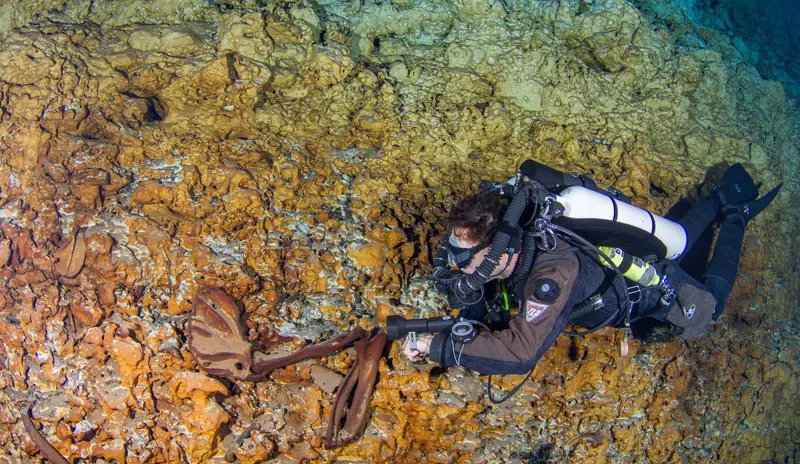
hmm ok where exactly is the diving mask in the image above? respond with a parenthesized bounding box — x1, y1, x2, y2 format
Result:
(444, 234, 488, 269)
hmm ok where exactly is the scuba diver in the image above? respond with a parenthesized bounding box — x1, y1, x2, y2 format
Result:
(393, 161, 781, 401)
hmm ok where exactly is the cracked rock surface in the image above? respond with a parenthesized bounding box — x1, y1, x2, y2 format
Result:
(0, 0, 798, 462)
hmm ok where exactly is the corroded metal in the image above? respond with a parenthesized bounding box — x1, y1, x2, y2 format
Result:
(21, 406, 69, 464)
(187, 286, 387, 448)
(188, 287, 255, 381)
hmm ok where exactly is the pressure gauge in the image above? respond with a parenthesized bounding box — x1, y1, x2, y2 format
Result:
(451, 320, 476, 344)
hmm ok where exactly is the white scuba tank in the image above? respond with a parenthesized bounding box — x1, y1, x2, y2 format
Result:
(555, 186, 688, 260)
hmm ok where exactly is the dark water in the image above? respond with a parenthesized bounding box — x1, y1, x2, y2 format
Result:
(713, 0, 800, 99)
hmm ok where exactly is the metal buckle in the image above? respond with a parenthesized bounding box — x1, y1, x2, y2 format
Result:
(535, 228, 558, 251)
(627, 285, 642, 304)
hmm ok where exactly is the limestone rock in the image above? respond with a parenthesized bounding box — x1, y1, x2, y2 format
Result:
(0, 0, 797, 462)
(217, 12, 274, 64)
(349, 243, 388, 268)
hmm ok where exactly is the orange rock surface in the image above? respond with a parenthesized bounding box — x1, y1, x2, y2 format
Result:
(0, 1, 798, 463)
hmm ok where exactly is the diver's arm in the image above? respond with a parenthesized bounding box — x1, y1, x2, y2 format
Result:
(429, 242, 579, 375)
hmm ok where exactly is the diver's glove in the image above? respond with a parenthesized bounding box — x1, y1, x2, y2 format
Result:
(402, 334, 433, 361)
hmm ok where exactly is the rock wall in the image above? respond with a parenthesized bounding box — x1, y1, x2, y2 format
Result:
(632, 0, 800, 101)
(0, 0, 797, 462)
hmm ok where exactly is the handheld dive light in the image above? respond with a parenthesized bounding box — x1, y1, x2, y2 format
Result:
(385, 315, 456, 341)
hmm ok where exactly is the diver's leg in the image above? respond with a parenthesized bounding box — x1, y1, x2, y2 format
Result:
(678, 196, 719, 251)
(702, 182, 782, 320)
(680, 163, 759, 251)
(703, 221, 745, 320)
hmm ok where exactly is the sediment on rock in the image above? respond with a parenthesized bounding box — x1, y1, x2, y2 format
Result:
(0, 0, 797, 462)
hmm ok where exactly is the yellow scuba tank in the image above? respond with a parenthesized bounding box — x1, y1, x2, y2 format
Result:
(598, 246, 661, 287)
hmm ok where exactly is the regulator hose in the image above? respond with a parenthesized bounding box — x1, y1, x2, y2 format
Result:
(549, 223, 632, 336)
(511, 229, 538, 307)
(433, 182, 538, 300)
(432, 243, 455, 294)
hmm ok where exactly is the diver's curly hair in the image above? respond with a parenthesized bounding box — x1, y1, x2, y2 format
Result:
(445, 192, 508, 244)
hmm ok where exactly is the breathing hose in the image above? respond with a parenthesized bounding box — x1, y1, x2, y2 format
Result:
(511, 222, 539, 309)
(431, 182, 539, 300)
(431, 244, 455, 293)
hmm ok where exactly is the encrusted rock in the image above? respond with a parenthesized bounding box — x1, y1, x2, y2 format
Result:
(0, 0, 797, 462)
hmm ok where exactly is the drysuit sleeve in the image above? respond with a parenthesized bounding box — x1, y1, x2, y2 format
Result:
(429, 241, 579, 375)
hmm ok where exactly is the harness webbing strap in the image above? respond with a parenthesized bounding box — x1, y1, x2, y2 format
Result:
(617, 249, 634, 274)
(610, 195, 618, 221)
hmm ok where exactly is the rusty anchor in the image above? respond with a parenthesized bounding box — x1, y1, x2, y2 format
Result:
(187, 286, 387, 449)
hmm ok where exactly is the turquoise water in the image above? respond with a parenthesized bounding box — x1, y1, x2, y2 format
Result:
(713, 0, 800, 97)
(635, 0, 800, 100)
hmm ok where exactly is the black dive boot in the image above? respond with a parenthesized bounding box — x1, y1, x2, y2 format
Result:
(681, 163, 759, 250)
(703, 183, 782, 320)
(720, 183, 783, 228)
(712, 163, 759, 208)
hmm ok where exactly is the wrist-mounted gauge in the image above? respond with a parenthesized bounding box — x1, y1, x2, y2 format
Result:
(451, 320, 476, 344)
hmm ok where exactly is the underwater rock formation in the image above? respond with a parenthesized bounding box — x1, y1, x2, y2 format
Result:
(0, 0, 797, 462)
(633, 0, 800, 101)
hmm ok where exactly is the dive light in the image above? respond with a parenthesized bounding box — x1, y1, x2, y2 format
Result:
(385, 315, 457, 340)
